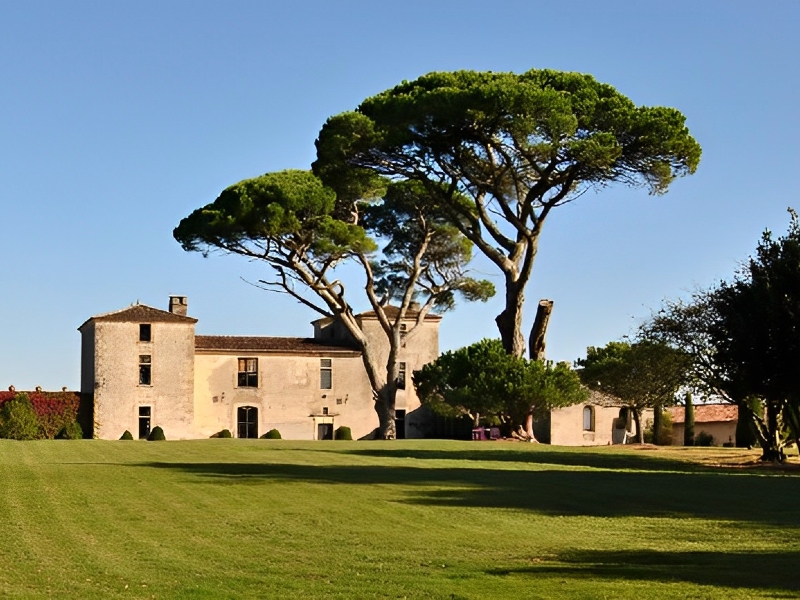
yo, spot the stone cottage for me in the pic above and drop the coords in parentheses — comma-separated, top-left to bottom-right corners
(78, 296, 440, 440)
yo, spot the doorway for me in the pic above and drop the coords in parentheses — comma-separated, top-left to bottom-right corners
(395, 409, 406, 439)
(237, 406, 259, 438)
(317, 423, 333, 440)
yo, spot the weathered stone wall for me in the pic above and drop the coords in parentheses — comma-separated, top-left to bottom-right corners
(550, 404, 652, 446)
(92, 321, 195, 440)
(193, 352, 376, 440)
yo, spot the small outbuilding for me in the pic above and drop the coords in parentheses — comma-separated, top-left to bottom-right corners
(667, 403, 738, 446)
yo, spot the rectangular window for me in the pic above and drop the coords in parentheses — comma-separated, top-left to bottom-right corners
(237, 358, 258, 387)
(138, 406, 151, 439)
(397, 362, 406, 390)
(139, 323, 151, 342)
(400, 323, 407, 347)
(139, 355, 152, 385)
(320, 359, 332, 389)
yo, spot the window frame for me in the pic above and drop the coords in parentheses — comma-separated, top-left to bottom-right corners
(139, 355, 152, 386)
(397, 361, 406, 390)
(320, 358, 332, 390)
(583, 405, 595, 432)
(237, 357, 259, 388)
(138, 406, 151, 439)
(139, 323, 152, 342)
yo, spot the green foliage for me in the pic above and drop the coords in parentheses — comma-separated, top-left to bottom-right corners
(645, 410, 674, 445)
(211, 429, 232, 438)
(363, 180, 494, 311)
(262, 429, 282, 439)
(334, 426, 352, 440)
(315, 69, 701, 353)
(120, 430, 134, 440)
(578, 341, 689, 412)
(695, 431, 715, 447)
(56, 422, 83, 440)
(174, 169, 376, 261)
(647, 210, 800, 461)
(414, 339, 587, 429)
(0, 393, 40, 440)
(147, 426, 166, 441)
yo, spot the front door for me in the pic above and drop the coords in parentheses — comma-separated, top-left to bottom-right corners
(237, 406, 258, 438)
(138, 406, 151, 439)
(395, 409, 406, 439)
(317, 423, 333, 440)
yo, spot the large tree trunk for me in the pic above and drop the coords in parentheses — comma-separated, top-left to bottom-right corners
(633, 408, 644, 444)
(529, 299, 554, 361)
(495, 278, 526, 357)
(762, 400, 786, 462)
(375, 385, 397, 440)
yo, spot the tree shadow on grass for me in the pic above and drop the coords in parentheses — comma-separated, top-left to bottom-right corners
(140, 461, 800, 528)
(488, 549, 800, 595)
(319, 446, 714, 473)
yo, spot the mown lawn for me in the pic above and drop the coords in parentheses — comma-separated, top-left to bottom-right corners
(0, 440, 797, 599)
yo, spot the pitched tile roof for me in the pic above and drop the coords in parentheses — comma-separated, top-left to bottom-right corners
(195, 335, 361, 356)
(668, 403, 738, 424)
(356, 306, 442, 321)
(80, 304, 197, 328)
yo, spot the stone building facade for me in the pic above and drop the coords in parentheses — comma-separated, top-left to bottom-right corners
(79, 296, 440, 440)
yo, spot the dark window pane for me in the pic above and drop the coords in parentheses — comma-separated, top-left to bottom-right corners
(139, 364, 151, 385)
(139, 324, 151, 342)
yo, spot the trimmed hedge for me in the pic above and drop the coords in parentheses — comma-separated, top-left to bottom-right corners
(120, 430, 134, 440)
(261, 429, 281, 439)
(334, 426, 352, 440)
(0, 393, 39, 440)
(211, 429, 232, 438)
(147, 426, 166, 441)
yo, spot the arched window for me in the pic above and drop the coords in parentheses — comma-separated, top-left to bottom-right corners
(583, 406, 595, 432)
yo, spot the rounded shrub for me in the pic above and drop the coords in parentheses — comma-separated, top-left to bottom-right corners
(147, 426, 166, 441)
(694, 431, 714, 446)
(261, 429, 281, 439)
(212, 429, 232, 438)
(120, 430, 134, 440)
(334, 426, 352, 440)
(56, 422, 83, 440)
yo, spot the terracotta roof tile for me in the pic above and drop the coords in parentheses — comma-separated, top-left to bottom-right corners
(81, 304, 197, 328)
(668, 404, 738, 424)
(195, 335, 361, 355)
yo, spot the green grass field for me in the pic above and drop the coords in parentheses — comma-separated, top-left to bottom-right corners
(0, 440, 797, 599)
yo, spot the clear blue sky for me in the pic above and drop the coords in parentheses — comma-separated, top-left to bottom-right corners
(2, 0, 799, 390)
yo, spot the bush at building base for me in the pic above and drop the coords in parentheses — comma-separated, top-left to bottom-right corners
(261, 429, 281, 439)
(147, 426, 166, 441)
(334, 426, 352, 440)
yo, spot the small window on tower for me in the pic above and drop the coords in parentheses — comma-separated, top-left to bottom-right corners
(139, 324, 151, 342)
(397, 362, 406, 390)
(139, 355, 152, 386)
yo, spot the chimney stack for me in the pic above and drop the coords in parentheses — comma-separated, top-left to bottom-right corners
(169, 295, 188, 316)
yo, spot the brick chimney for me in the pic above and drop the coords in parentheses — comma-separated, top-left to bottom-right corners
(169, 295, 188, 316)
